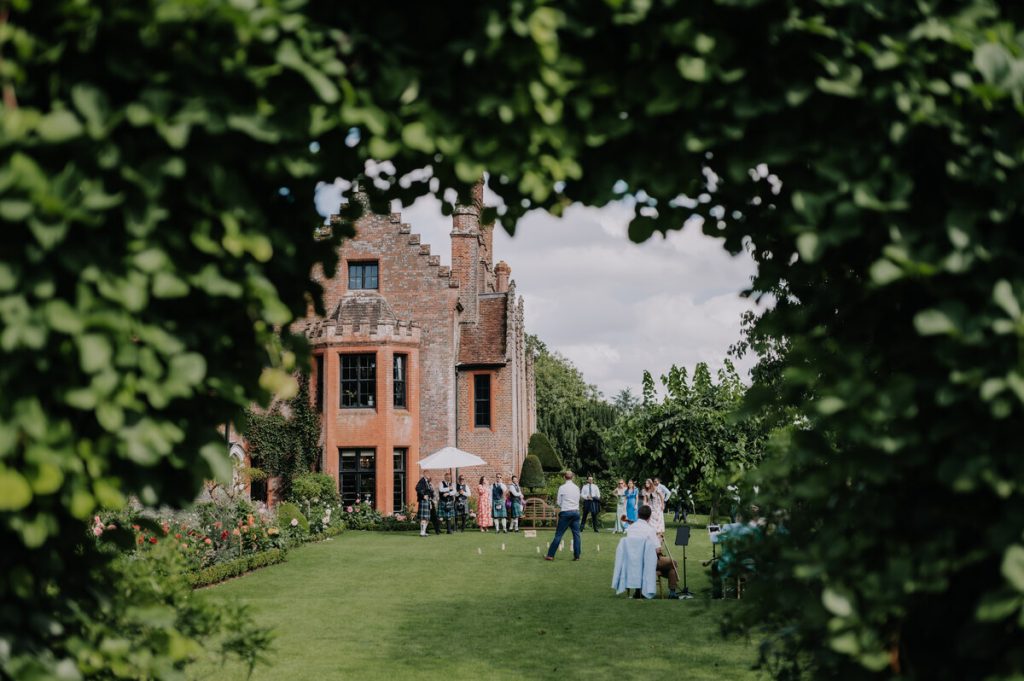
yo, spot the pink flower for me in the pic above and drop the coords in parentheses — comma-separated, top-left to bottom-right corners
(290, 518, 299, 527)
(345, 506, 353, 513)
(204, 537, 212, 545)
(92, 526, 103, 537)
(232, 528, 241, 536)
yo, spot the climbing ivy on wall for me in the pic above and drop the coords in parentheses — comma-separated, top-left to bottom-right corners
(245, 377, 322, 485)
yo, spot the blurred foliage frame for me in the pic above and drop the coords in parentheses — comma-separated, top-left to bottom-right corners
(2, 0, 1024, 679)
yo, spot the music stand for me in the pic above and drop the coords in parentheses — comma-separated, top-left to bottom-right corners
(673, 525, 694, 598)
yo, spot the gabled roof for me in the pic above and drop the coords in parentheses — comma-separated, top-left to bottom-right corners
(458, 294, 508, 366)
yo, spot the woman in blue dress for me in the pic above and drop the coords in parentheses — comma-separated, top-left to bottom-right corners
(625, 479, 639, 523)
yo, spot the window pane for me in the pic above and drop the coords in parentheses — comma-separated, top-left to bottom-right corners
(474, 374, 491, 428)
(341, 353, 376, 408)
(393, 355, 406, 408)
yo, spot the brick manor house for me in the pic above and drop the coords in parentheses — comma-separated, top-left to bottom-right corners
(296, 184, 536, 514)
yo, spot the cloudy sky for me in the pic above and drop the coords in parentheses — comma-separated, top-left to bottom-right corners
(315, 182, 759, 400)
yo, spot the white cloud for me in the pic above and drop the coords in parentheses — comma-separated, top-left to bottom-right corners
(313, 185, 761, 397)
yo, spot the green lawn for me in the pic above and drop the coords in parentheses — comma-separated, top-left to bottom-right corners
(195, 515, 757, 681)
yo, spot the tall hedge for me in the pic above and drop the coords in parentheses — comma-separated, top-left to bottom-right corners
(519, 454, 545, 492)
(528, 432, 563, 472)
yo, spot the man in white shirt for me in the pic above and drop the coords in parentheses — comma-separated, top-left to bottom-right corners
(580, 475, 602, 533)
(625, 504, 680, 598)
(544, 471, 582, 561)
(654, 477, 671, 512)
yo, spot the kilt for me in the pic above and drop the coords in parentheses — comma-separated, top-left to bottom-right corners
(455, 498, 469, 515)
(417, 498, 432, 521)
(491, 500, 507, 519)
(439, 496, 455, 519)
(510, 498, 523, 519)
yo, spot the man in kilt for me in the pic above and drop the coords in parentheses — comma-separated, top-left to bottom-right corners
(416, 473, 434, 537)
(491, 473, 508, 533)
(439, 472, 457, 534)
(455, 475, 471, 532)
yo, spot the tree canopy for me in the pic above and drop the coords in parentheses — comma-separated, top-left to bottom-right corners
(3, 0, 1024, 678)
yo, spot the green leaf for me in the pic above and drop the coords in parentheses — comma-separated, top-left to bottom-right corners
(822, 587, 854, 617)
(0, 468, 33, 510)
(0, 199, 33, 221)
(869, 259, 903, 285)
(277, 41, 340, 104)
(401, 121, 435, 153)
(993, 280, 1021, 320)
(200, 441, 233, 485)
(152, 271, 190, 298)
(976, 589, 1022, 621)
(677, 56, 709, 82)
(71, 83, 110, 138)
(79, 334, 113, 374)
(974, 43, 1013, 87)
(1002, 545, 1024, 593)
(227, 114, 281, 143)
(817, 396, 846, 415)
(37, 110, 84, 142)
(170, 353, 207, 387)
(796, 232, 821, 262)
(914, 309, 957, 336)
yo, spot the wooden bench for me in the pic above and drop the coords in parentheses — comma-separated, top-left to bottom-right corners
(521, 497, 558, 529)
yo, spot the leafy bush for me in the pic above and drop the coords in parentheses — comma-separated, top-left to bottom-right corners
(528, 432, 563, 472)
(520, 454, 545, 491)
(290, 472, 339, 506)
(187, 548, 288, 589)
(275, 502, 309, 544)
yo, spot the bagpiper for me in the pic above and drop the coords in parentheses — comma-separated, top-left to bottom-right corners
(439, 472, 457, 534)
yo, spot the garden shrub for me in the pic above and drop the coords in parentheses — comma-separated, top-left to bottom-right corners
(528, 432, 563, 472)
(290, 472, 339, 506)
(275, 502, 309, 543)
(520, 454, 545, 492)
(187, 548, 288, 589)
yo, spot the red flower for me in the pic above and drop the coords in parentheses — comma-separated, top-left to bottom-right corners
(149, 537, 157, 544)
(174, 533, 182, 540)
(220, 530, 229, 540)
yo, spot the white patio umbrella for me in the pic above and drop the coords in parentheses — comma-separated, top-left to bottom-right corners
(417, 446, 486, 469)
(417, 447, 487, 527)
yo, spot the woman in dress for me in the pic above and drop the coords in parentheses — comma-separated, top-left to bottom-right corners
(507, 475, 525, 532)
(491, 473, 508, 533)
(643, 478, 666, 536)
(625, 479, 639, 524)
(476, 476, 493, 532)
(614, 480, 627, 533)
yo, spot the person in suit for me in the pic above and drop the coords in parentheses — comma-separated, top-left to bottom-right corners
(580, 475, 602, 532)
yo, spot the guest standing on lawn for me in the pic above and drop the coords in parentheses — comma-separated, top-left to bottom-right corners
(643, 479, 666, 537)
(416, 474, 434, 537)
(625, 480, 639, 523)
(439, 472, 456, 534)
(545, 471, 582, 561)
(614, 480, 627, 533)
(491, 473, 508, 533)
(507, 475, 525, 532)
(580, 475, 602, 533)
(476, 476, 493, 532)
(455, 475, 471, 532)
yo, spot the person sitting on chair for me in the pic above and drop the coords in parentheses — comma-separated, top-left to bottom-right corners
(625, 504, 681, 599)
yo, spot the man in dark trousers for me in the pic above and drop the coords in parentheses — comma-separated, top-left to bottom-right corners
(580, 475, 602, 532)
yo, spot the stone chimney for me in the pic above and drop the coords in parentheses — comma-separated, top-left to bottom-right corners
(495, 261, 511, 293)
(451, 181, 483, 323)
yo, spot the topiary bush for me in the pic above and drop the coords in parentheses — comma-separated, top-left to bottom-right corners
(520, 454, 545, 492)
(289, 472, 339, 505)
(528, 432, 563, 472)
(275, 502, 308, 544)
